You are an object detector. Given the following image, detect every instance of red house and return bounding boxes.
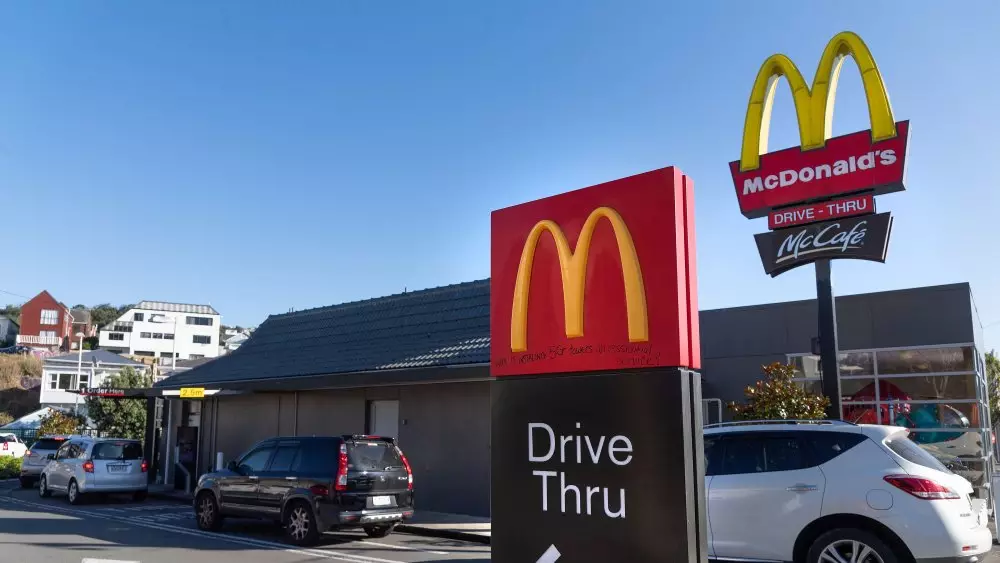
[16,291,73,351]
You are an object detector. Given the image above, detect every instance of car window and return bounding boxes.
[30,438,67,451]
[347,441,404,471]
[93,442,143,461]
[239,447,274,474]
[806,432,866,465]
[56,442,74,460]
[885,433,951,474]
[267,446,299,472]
[292,440,338,474]
[721,435,806,474]
[704,436,721,476]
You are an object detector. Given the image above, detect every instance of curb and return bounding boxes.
[396,524,491,545]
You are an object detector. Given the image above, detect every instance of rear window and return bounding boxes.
[92,441,143,461]
[348,441,404,471]
[885,433,951,474]
[292,440,338,474]
[30,439,66,451]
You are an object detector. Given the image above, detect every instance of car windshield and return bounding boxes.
[92,442,143,461]
[29,439,66,451]
[347,441,404,471]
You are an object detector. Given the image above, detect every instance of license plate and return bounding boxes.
[372,496,391,507]
[107,464,127,473]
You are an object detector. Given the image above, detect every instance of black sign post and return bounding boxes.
[815,260,842,419]
[492,369,706,563]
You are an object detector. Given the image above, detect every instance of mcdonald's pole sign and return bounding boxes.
[491,166,707,563]
[490,166,700,376]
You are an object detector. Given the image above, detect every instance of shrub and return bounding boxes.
[727,362,830,420]
[0,455,21,479]
[38,410,86,436]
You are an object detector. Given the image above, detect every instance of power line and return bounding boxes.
[0,288,30,301]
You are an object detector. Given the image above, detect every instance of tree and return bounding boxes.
[37,410,86,436]
[987,351,1000,427]
[728,362,830,421]
[89,304,120,328]
[85,367,152,440]
[0,304,20,325]
[0,412,12,427]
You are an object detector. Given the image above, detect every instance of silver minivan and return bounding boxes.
[39,437,148,504]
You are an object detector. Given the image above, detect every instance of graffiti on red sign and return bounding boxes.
[768,194,875,230]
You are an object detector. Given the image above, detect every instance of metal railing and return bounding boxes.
[16,335,62,346]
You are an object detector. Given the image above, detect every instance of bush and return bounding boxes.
[0,412,12,427]
[0,355,41,389]
[0,455,21,479]
[38,410,86,436]
[727,362,830,420]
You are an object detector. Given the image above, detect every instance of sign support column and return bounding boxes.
[815,259,842,419]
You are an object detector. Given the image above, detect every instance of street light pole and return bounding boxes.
[74,332,85,415]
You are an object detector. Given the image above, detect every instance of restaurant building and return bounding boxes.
[155,280,991,516]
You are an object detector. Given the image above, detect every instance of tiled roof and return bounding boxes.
[45,349,146,367]
[137,301,219,315]
[159,280,490,387]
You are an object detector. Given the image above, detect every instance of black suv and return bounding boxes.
[193,435,414,545]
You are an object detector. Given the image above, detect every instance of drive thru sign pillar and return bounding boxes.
[490,167,707,563]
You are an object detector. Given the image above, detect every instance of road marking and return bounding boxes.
[3,496,415,563]
[537,544,561,563]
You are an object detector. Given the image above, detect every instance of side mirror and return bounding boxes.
[46,454,55,461]
[226,460,239,473]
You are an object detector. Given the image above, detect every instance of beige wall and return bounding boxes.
[200,381,492,516]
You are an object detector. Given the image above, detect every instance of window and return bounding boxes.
[93,441,143,460]
[160,352,174,358]
[40,309,58,325]
[140,332,152,338]
[134,350,155,356]
[40,330,57,339]
[806,432,866,465]
[292,440,339,474]
[720,435,806,475]
[192,335,211,344]
[164,333,174,340]
[347,440,404,471]
[267,446,300,472]
[29,438,67,451]
[238,447,275,475]
[885,433,951,473]
[152,333,163,339]
[190,354,205,359]
[78,372,89,390]
[50,373,74,390]
[186,316,213,326]
[704,437,721,476]
[133,313,144,322]
[108,333,124,341]
[876,347,975,375]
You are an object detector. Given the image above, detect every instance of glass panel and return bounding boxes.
[876,374,977,401]
[876,347,975,375]
[841,378,877,401]
[789,351,874,378]
[794,379,823,395]
[884,402,983,431]
[842,402,884,425]
[910,429,986,462]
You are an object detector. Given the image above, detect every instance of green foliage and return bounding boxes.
[0,412,12,426]
[0,304,20,325]
[0,456,20,479]
[85,367,152,440]
[987,351,1000,427]
[728,362,830,421]
[38,410,86,436]
[89,304,121,328]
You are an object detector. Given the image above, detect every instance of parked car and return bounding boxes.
[0,345,31,355]
[38,437,148,504]
[0,434,28,458]
[194,435,415,545]
[704,420,992,563]
[19,435,72,487]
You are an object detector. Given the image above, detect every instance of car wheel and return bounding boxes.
[67,479,84,505]
[38,475,51,498]
[133,490,148,502]
[195,492,223,531]
[19,477,33,489]
[807,528,898,563]
[364,524,396,538]
[283,501,320,546]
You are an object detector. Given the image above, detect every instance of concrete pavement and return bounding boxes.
[0,483,489,563]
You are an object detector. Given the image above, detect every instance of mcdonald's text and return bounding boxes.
[731,121,908,218]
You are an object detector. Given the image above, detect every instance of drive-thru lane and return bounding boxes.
[0,483,489,563]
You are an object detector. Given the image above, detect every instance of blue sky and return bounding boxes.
[1,2,998,352]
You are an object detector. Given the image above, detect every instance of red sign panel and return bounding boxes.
[490,166,699,377]
[731,121,908,218]
[768,194,875,230]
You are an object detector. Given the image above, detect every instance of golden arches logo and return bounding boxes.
[509,207,648,353]
[740,31,897,172]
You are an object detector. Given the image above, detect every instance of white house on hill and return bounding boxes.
[98,301,221,362]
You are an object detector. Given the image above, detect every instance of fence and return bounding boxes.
[0,427,106,443]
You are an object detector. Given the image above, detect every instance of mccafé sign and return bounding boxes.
[756,213,892,277]
[731,31,907,275]
[490,167,700,376]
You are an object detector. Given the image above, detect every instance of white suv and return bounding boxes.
[705,420,992,563]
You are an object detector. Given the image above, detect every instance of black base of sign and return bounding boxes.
[491,369,707,563]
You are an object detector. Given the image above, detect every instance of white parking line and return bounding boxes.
[3,496,423,563]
